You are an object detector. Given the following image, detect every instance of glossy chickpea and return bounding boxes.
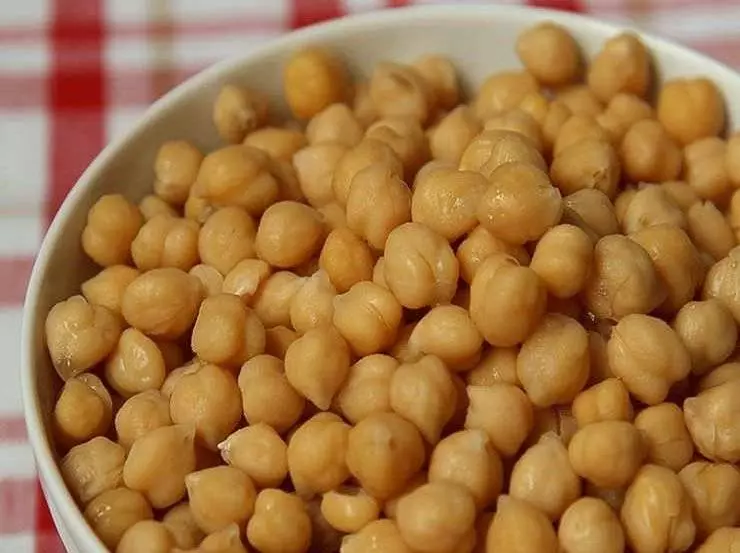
[486,495,559,553]
[685,137,731,204]
[81,265,140,316]
[684,380,740,462]
[587,32,651,102]
[456,226,530,284]
[335,354,397,424]
[186,466,257,534]
[333,281,403,356]
[470,254,546,347]
[542,100,573,154]
[263,326,298,360]
[568,421,644,488]
[550,138,621,199]
[54,374,113,449]
[383,222,458,308]
[407,305,482,372]
[293,143,347,208]
[557,85,604,117]
[84,488,153,550]
[484,109,543,151]
[197,206,257,276]
[82,194,143,267]
[255,201,324,268]
[634,403,693,472]
[583,235,664,320]
[688,201,736,260]
[341,519,414,553]
[114,390,171,450]
[614,187,636,226]
[320,487,380,533]
[285,325,351,410]
[529,224,593,299]
[370,62,433,125]
[697,528,740,552]
[608,314,691,405]
[658,78,725,145]
[332,139,403,207]
[698,362,740,391]
[246,489,312,553]
[465,383,533,457]
[152,141,203,206]
[428,106,482,164]
[621,186,686,236]
[346,412,425,500]
[222,258,270,303]
[318,227,374,293]
[104,327,165,397]
[553,115,612,157]
[679,461,740,537]
[238,355,305,434]
[474,70,539,120]
[219,423,287,488]
[189,264,223,297]
[703,247,740,322]
[412,54,459,110]
[162,503,205,550]
[61,436,125,505]
[459,130,546,179]
[351,79,378,126]
[243,127,306,163]
[139,194,178,221]
[466,347,519,387]
[366,116,429,178]
[596,93,653,142]
[517,90,550,126]
[306,103,363,147]
[170,363,241,450]
[673,300,737,374]
[558,497,625,553]
[212,84,267,144]
[288,270,335,334]
[284,47,347,120]
[621,465,696,553]
[116,520,174,553]
[345,163,412,250]
[620,119,682,183]
[252,271,304,328]
[572,378,632,428]
[660,180,699,212]
[516,22,580,86]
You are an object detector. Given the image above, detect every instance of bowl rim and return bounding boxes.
[21,3,740,550]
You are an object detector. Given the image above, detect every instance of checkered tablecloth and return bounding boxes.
[2,0,740,551]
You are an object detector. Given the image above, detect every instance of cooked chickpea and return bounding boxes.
[252,271,304,328]
[529,224,593,299]
[684,137,731,205]
[614,187,636,226]
[305,103,362,147]
[84,487,153,549]
[466,347,519,387]
[608,314,691,405]
[568,421,644,488]
[221,259,269,303]
[660,180,699,212]
[318,227,374,293]
[61,436,126,505]
[583,235,664,320]
[529,406,580,448]
[263,326,298,360]
[186,465,257,534]
[253,201,324,268]
[151,142,203,207]
[484,109,543,151]
[689,200,736,261]
[474,70,539,120]
[459,130,546,179]
[194,523,248,553]
[428,106,482,164]
[189,263,223,297]
[457,226,529,284]
[470,254,546,347]
[238,354,305,433]
[246,489,312,553]
[465,383,533,457]
[320,488,380,533]
[170,363,241,450]
[81,265,140,315]
[139,194,178,221]
[621,187,686,236]
[366,116,429,178]
[407,305,482,372]
[341,519,414,553]
[571,378,632,428]
[699,361,740,391]
[697,528,740,552]
[162,503,205,550]
[679,461,740,537]
[285,325,351,410]
[633,403,693,472]
[293,143,347,208]
[284,47,347,120]
[130,215,199,271]
[587,32,651,102]
[558,497,625,553]
[212,84,267,144]
[243,127,305,164]
[553,115,612,157]
[550,138,621,199]
[104,328,166,397]
[673,299,737,374]
[621,464,696,553]
[557,85,604,117]
[116,520,174,553]
[332,139,403,206]
[657,78,725,145]
[596,93,653,142]
[81,194,143,266]
[516,22,580,86]
[218,423,287,488]
[684,379,740,462]
[619,119,682,184]
[383,222,458,308]
[370,62,433,125]
[486,495,559,553]
[114,390,171,450]
[703,247,740,323]
[54,373,112,449]
[334,354,397,424]
[542,100,573,154]
[288,270,335,334]
[412,54,459,110]
[517,90,550,125]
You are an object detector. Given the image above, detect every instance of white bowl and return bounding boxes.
[21,4,740,552]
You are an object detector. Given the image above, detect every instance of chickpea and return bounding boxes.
[60,436,125,505]
[319,488,379,534]
[184,190,215,224]
[542,100,573,154]
[466,347,519,387]
[698,362,740,391]
[346,412,425,499]
[484,109,543,151]
[383,222,458,308]
[585,483,625,513]
[728,189,740,242]
[334,354,397,424]
[657,78,725,145]
[486,495,559,553]
[529,406,580,449]
[189,264,223,297]
[129,215,199,271]
[413,54,459,110]
[370,62,433,125]
[284,47,347,120]
[621,465,696,553]
[238,355,305,433]
[81,194,143,266]
[568,421,644,488]
[596,93,653,142]
[195,523,248,553]
[474,70,539,120]
[470,254,547,347]
[583,235,664,320]
[252,271,304,328]
[660,180,699,212]
[318,227,374,293]
[457,226,530,284]
[81,265,140,316]
[516,22,580,86]
[242,127,305,163]
[428,106,482,164]
[341,519,414,553]
[114,390,171,450]
[558,497,625,553]
[608,314,691,405]
[614,187,637,226]
[170,363,241,450]
[703,247,740,323]
[685,137,731,205]
[221,259,269,303]
[162,503,205,550]
[684,380,740,462]
[293,143,347,208]
[116,520,174,553]
[689,201,736,260]
[633,403,693,472]
[407,305,482,372]
[553,115,612,157]
[212,84,268,143]
[139,194,178,221]
[618,120,682,185]
[186,465,257,534]
[465,383,533,457]
[572,378,633,428]
[84,487,153,549]
[218,423,287,488]
[697,528,740,552]
[529,224,593,299]
[285,325,351,410]
[621,187,686,237]
[550,138,620,199]
[262,326,297,360]
[332,139,403,207]
[246,489,312,553]
[253,201,323,268]
[306,103,363,147]
[273,157,310,202]
[587,32,651,102]
[557,85,604,117]
[673,299,737,375]
[518,90,550,126]
[389,355,457,444]
[104,328,166,397]
[459,130,546,179]
[679,461,740,537]
[366,116,429,178]
[287,270,335,334]
[54,374,112,449]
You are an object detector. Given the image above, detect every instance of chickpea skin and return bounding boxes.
[189,264,223,297]
[486,495,559,553]
[370,62,433,125]
[341,519,414,553]
[459,130,546,179]
[346,412,426,500]
[621,465,696,553]
[162,503,205,550]
[474,70,539,121]
[335,354,398,424]
[114,390,171,450]
[477,162,563,246]
[657,78,725,145]
[587,32,651,102]
[457,226,530,284]
[105,328,166,398]
[186,466,257,534]
[247,489,312,553]
[319,227,375,293]
[634,403,693,472]
[84,488,153,550]
[428,106,482,164]
[559,497,625,553]
[54,374,113,449]
[673,299,737,374]
[116,520,174,553]
[320,488,380,533]
[679,461,740,537]
[530,224,593,299]
[684,379,740,462]
[238,355,305,434]
[81,265,140,316]
[550,138,621,199]
[82,194,143,267]
[608,314,691,405]
[516,22,580,86]
[284,47,347,119]
[61,436,126,505]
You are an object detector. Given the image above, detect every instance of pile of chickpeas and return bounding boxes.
[45,19,740,553]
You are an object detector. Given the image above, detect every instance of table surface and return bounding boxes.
[2,0,740,551]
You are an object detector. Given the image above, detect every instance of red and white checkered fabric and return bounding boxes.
[2,0,740,550]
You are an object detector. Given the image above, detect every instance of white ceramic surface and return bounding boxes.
[21,4,740,552]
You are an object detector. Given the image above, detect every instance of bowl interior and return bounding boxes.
[22,5,740,551]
